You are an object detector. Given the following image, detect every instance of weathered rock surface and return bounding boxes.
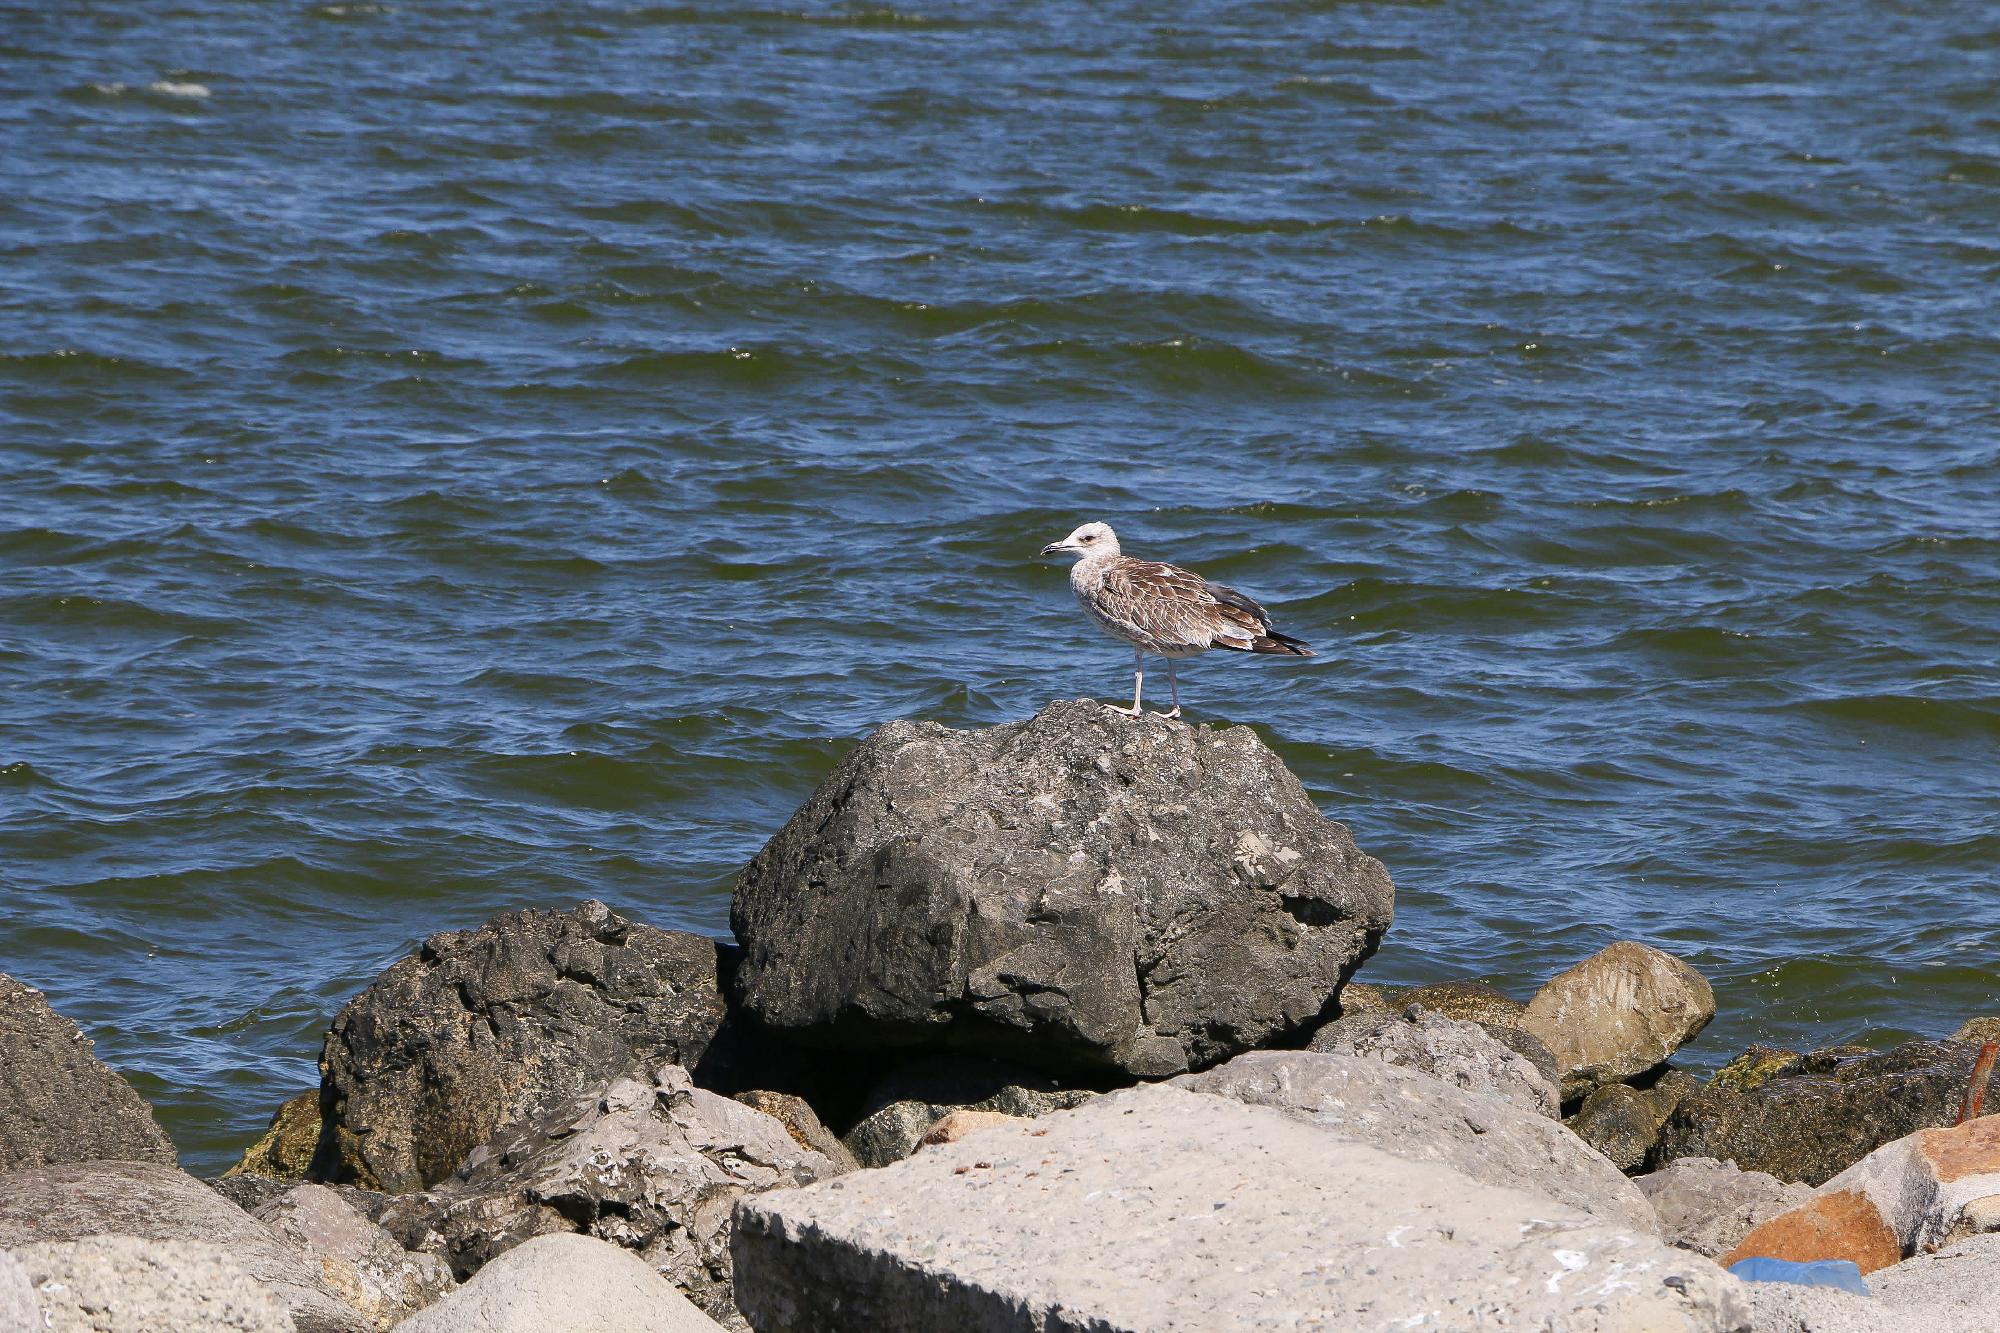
[1950,1016,2000,1045]
[317,900,730,1192]
[1657,1040,2000,1186]
[1390,979,1527,1027]
[1636,1156,1812,1258]
[254,1184,455,1330]
[1335,980,1390,1014]
[732,1084,1746,1333]
[731,1091,859,1174]
[840,1055,1096,1168]
[1522,941,1717,1101]
[226,1090,322,1182]
[0,974,178,1172]
[11,1235,297,1332]
[1307,1005,1559,1117]
[1722,1115,2000,1274]
[0,1160,364,1332]
[0,1251,38,1331]
[377,1064,831,1329]
[1569,1069,1697,1172]
[1738,1234,2000,1333]
[395,1232,725,1333]
[1172,1050,1655,1230]
[731,701,1395,1077]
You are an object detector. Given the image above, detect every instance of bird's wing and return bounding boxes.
[1101,560,1268,651]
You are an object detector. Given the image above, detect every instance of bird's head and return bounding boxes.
[1039,521,1119,560]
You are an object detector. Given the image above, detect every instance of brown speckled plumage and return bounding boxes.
[1039,521,1312,717]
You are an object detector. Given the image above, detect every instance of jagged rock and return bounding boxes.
[731,1091,859,1175]
[1478,1022,1563,1088]
[1389,980,1526,1027]
[1657,1040,2000,1186]
[732,1084,1745,1333]
[840,1056,1096,1168]
[1172,1050,1655,1230]
[1635,1156,1812,1258]
[917,1110,1026,1150]
[1568,1069,1697,1172]
[0,974,177,1171]
[12,1236,296,1332]
[1722,1115,2000,1273]
[316,900,730,1192]
[1950,1016,2000,1045]
[226,1090,322,1182]
[377,1065,831,1329]
[1306,1006,1558,1117]
[0,1159,365,1332]
[1521,941,1716,1101]
[254,1184,455,1330]
[396,1232,726,1333]
[730,701,1395,1078]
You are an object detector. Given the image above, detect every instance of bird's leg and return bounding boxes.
[1108,651,1143,718]
[1153,659,1182,719]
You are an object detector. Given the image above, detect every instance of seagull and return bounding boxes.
[1038,521,1314,719]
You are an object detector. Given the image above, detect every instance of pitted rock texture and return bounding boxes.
[732,1084,1746,1333]
[1657,1040,2000,1186]
[254,1184,455,1330]
[13,1236,297,1333]
[377,1065,832,1330]
[1307,1006,1559,1118]
[1636,1156,1812,1259]
[1172,1050,1655,1231]
[0,973,177,1172]
[316,900,730,1192]
[1522,941,1716,1102]
[730,700,1395,1077]
[0,1160,365,1332]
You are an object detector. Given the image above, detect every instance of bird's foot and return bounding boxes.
[1150,707,1182,720]
[1103,703,1142,718]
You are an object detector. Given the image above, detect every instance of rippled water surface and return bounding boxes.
[4,0,1998,1173]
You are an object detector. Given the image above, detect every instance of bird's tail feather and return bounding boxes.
[1250,631,1315,657]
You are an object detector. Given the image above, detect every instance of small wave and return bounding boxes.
[1786,693,2000,739]
[148,80,210,99]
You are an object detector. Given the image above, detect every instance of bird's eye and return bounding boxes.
[1080,534,1095,542]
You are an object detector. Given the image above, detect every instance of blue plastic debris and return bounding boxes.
[1728,1256,1873,1296]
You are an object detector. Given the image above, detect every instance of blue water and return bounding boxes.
[2,0,1997,1174]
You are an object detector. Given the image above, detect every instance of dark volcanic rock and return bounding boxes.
[730,700,1396,1077]
[316,900,730,1193]
[1656,1040,2000,1186]
[0,973,178,1171]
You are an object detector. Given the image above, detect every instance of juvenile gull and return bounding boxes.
[1038,521,1314,718]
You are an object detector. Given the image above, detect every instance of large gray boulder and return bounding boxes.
[395,1233,725,1333]
[317,900,730,1192]
[253,1184,455,1331]
[10,1236,297,1332]
[378,1065,832,1330]
[1306,1006,1560,1118]
[1522,941,1716,1102]
[1172,1050,1654,1230]
[1656,1040,2000,1186]
[0,974,177,1171]
[1635,1156,1813,1258]
[730,701,1395,1078]
[732,1084,1748,1332]
[0,1160,365,1332]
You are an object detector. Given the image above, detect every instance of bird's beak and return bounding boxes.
[1038,541,1069,557]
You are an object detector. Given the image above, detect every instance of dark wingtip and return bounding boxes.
[1252,633,1315,657]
